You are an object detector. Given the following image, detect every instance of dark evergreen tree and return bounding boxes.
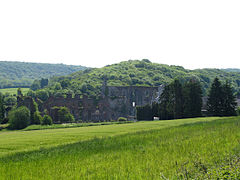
[0,93,4,123]
[173,79,184,119]
[136,104,153,120]
[183,80,203,118]
[158,80,184,120]
[158,85,174,120]
[207,77,223,116]
[221,81,237,116]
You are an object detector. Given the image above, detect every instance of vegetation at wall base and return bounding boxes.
[0,117,239,179]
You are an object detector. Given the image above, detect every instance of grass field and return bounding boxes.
[0,88,29,95]
[0,117,239,179]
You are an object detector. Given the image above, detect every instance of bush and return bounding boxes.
[9,106,30,130]
[58,107,75,123]
[42,115,53,125]
[118,117,127,122]
[33,111,42,124]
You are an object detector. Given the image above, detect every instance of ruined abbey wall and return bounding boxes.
[19,85,163,122]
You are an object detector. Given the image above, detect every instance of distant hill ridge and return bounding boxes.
[0,61,87,88]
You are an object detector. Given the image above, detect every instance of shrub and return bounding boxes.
[9,106,30,130]
[33,111,42,124]
[118,117,127,122]
[42,115,53,125]
[58,107,75,123]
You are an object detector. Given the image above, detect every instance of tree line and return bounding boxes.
[136,77,238,120]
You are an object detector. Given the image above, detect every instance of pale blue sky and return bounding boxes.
[0,0,240,69]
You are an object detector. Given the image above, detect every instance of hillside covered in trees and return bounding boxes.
[42,59,240,98]
[0,61,87,88]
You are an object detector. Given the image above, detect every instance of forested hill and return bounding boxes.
[222,68,240,73]
[0,61,87,88]
[46,59,240,97]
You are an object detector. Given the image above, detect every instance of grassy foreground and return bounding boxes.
[0,117,239,179]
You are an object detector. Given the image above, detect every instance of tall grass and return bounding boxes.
[0,117,219,157]
[0,117,239,179]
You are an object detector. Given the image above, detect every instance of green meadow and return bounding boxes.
[0,88,29,95]
[0,117,239,179]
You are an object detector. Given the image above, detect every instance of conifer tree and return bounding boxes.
[221,81,237,116]
[0,93,4,123]
[173,79,184,119]
[183,80,203,118]
[159,79,184,120]
[207,77,223,116]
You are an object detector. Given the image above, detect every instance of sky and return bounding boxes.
[0,0,240,69]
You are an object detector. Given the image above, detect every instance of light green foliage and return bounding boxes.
[9,106,30,130]
[42,115,53,125]
[0,88,29,96]
[44,60,240,98]
[0,117,239,179]
[117,117,127,122]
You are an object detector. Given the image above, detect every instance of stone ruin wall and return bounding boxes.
[18,85,163,122]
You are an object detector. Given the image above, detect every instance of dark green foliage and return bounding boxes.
[173,80,184,119]
[221,82,237,116]
[52,106,75,123]
[58,107,75,123]
[9,106,30,130]
[159,80,184,120]
[183,80,203,118]
[237,107,240,116]
[158,85,174,120]
[42,115,53,125]
[36,90,49,101]
[159,79,203,120]
[60,79,70,89]
[17,88,23,97]
[0,61,87,88]
[40,78,48,88]
[207,78,237,116]
[207,78,223,116]
[33,111,42,125]
[136,104,153,120]
[30,80,41,91]
[0,93,4,123]
[26,90,36,98]
[151,102,159,117]
[117,117,127,122]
